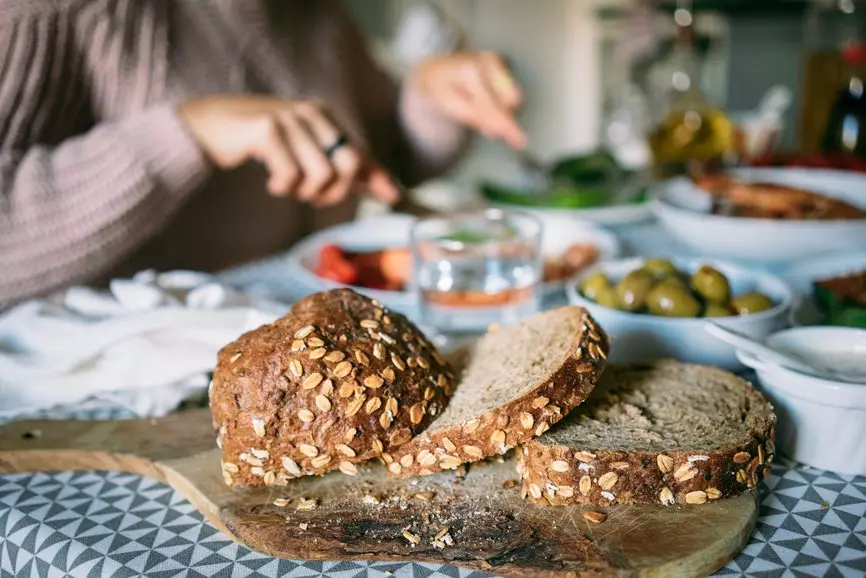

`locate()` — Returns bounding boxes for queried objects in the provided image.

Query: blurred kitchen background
[343,0,866,210]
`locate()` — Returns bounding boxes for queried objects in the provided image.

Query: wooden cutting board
[0,409,758,577]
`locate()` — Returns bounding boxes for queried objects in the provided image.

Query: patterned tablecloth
[2,454,864,577]
[2,223,865,577]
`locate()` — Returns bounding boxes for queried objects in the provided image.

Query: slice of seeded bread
[386,306,609,478]
[210,289,455,487]
[519,361,776,506]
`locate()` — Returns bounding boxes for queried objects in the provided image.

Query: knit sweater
[0,0,465,308]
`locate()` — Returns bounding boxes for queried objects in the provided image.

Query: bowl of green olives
[566,257,793,369]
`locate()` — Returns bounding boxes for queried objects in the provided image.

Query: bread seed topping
[657,454,674,473]
[550,460,570,473]
[294,325,315,339]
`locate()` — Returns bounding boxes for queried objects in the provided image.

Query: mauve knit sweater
[0,0,465,308]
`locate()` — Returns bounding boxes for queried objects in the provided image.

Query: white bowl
[651,168,866,263]
[565,257,793,370]
[285,213,622,315]
[737,327,866,475]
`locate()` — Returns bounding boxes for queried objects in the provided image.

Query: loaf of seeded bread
[519,361,776,506]
[210,289,455,487]
[386,306,609,478]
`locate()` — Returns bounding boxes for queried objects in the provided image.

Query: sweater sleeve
[0,7,211,308]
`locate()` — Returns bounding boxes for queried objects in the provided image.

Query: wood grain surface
[0,409,758,577]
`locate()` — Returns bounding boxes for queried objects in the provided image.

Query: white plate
[284,213,622,314]
[781,251,866,326]
[652,168,866,262]
[489,202,653,227]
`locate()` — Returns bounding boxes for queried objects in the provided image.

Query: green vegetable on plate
[813,272,866,329]
[479,149,649,210]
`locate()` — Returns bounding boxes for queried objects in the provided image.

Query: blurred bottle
[822,45,866,157]
[800,0,864,154]
[647,0,734,178]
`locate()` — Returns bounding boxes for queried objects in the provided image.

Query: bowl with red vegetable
[285,213,621,314]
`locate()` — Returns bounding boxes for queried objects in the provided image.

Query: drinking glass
[410,209,543,341]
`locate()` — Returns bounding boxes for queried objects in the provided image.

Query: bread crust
[386,308,609,478]
[210,289,454,487]
[518,364,777,506]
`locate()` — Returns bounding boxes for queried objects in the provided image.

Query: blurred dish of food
[481,149,652,226]
[314,241,600,292]
[694,173,866,220]
[285,213,621,313]
[782,252,866,327]
[576,259,776,319]
[813,269,866,328]
[314,245,410,291]
[566,257,792,370]
[652,168,866,262]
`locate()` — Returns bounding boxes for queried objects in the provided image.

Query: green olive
[641,258,680,280]
[646,281,702,317]
[595,286,623,310]
[691,265,731,304]
[656,276,688,290]
[732,292,775,316]
[580,272,612,302]
[615,269,656,311]
[703,302,733,318]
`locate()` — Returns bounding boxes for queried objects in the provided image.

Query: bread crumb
[299,523,308,530]
[502,480,517,489]
[432,527,454,549]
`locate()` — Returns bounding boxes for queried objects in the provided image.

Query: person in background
[0,0,527,309]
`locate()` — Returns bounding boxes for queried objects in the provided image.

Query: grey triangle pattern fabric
[2,458,865,577]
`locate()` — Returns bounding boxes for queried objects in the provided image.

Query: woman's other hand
[179,96,399,206]
[410,51,527,149]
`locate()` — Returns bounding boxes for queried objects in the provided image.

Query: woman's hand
[410,51,527,149]
[179,95,399,206]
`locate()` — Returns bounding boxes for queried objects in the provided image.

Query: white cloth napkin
[0,270,286,420]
